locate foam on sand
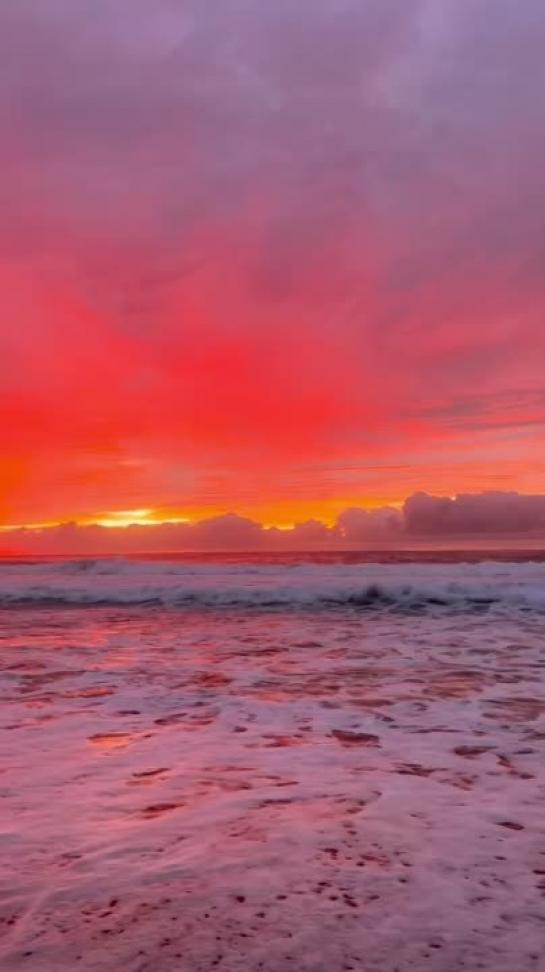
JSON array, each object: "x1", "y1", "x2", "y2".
[{"x1": 0, "y1": 558, "x2": 544, "y2": 970}]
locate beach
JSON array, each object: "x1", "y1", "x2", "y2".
[{"x1": 1, "y1": 554, "x2": 545, "y2": 970}]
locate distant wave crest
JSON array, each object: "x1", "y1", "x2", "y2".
[{"x1": 0, "y1": 558, "x2": 544, "y2": 613}]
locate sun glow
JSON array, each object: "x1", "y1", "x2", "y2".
[
  {"x1": 0, "y1": 521, "x2": 60, "y2": 533},
  {"x1": 92, "y1": 509, "x2": 191, "y2": 528},
  {"x1": 0, "y1": 497, "x2": 406, "y2": 534}
]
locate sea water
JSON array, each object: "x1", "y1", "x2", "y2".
[{"x1": 1, "y1": 553, "x2": 544, "y2": 970}]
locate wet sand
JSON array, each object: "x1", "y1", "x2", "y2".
[{"x1": 1, "y1": 605, "x2": 545, "y2": 970}]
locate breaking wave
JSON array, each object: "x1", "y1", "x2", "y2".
[{"x1": 0, "y1": 557, "x2": 544, "y2": 613}]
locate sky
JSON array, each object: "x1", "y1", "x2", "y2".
[{"x1": 1, "y1": 0, "x2": 545, "y2": 546}]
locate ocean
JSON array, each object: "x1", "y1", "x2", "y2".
[{"x1": 1, "y1": 552, "x2": 544, "y2": 970}]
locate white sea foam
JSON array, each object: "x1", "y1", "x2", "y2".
[
  {"x1": 1, "y1": 555, "x2": 545, "y2": 971},
  {"x1": 0, "y1": 557, "x2": 544, "y2": 612}
]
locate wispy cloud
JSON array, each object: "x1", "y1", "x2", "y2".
[{"x1": 1, "y1": 2, "x2": 544, "y2": 523}]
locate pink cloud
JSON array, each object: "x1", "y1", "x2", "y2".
[
  {"x1": 1, "y1": 2, "x2": 544, "y2": 522},
  {"x1": 404, "y1": 491, "x2": 545, "y2": 537},
  {"x1": 4, "y1": 492, "x2": 545, "y2": 555}
]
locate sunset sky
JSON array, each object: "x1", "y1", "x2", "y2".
[{"x1": 1, "y1": 1, "x2": 545, "y2": 541}]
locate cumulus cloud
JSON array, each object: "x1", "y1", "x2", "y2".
[
  {"x1": 2, "y1": 515, "x2": 266, "y2": 556},
  {"x1": 336, "y1": 507, "x2": 403, "y2": 542},
  {"x1": 4, "y1": 492, "x2": 545, "y2": 555},
  {"x1": 404, "y1": 492, "x2": 545, "y2": 536}
]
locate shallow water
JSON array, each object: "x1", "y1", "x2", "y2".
[{"x1": 1, "y1": 557, "x2": 545, "y2": 970}]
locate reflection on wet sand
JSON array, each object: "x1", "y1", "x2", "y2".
[{"x1": 1, "y1": 606, "x2": 544, "y2": 970}]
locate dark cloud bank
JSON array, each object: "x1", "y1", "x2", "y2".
[{"x1": 3, "y1": 492, "x2": 545, "y2": 554}]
